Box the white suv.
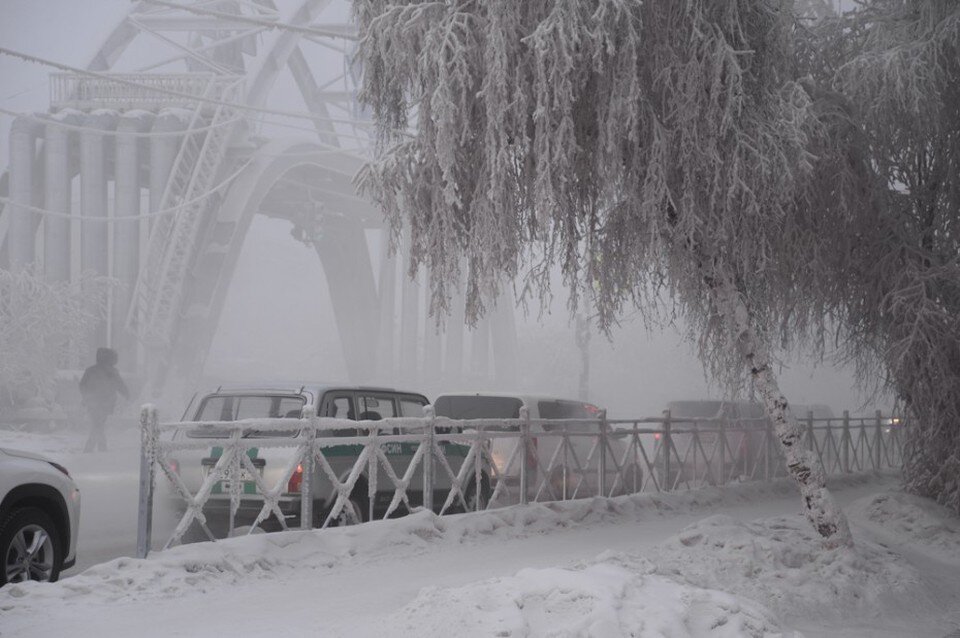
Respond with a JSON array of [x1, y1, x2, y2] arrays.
[[0, 448, 81, 585]]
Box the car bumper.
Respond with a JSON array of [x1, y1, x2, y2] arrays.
[[65, 485, 81, 568]]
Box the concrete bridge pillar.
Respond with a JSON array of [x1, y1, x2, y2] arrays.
[[444, 286, 466, 379], [80, 110, 118, 353], [113, 111, 153, 360], [422, 286, 442, 386], [8, 116, 43, 271], [313, 215, 380, 382], [490, 301, 519, 388], [376, 234, 397, 383], [399, 230, 420, 381], [42, 110, 81, 283], [470, 317, 491, 380]]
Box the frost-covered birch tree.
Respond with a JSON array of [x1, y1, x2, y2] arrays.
[[353, 0, 855, 545], [821, 0, 960, 514]]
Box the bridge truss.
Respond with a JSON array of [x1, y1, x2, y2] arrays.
[[0, 0, 518, 402]]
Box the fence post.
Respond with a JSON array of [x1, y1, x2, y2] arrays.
[[718, 419, 726, 485], [662, 409, 672, 492], [474, 423, 483, 512], [764, 416, 772, 481], [423, 405, 435, 512], [874, 410, 883, 470], [806, 410, 814, 454], [519, 406, 530, 505], [136, 404, 158, 559], [301, 411, 316, 530], [598, 409, 608, 497], [842, 410, 851, 473]]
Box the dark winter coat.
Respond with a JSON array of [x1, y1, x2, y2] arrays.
[[79, 348, 129, 415]]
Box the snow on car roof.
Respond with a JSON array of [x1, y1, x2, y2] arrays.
[[202, 383, 426, 397], [435, 391, 592, 405]]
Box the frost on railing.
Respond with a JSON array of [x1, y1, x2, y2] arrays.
[[136, 406, 906, 557], [49, 73, 244, 110]]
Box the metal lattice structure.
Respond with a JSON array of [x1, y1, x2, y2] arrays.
[[0, 1, 518, 399]]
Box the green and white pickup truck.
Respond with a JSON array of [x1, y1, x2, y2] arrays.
[[165, 383, 488, 538]]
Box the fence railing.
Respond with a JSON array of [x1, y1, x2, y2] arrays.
[[136, 405, 905, 557], [50, 73, 244, 110]]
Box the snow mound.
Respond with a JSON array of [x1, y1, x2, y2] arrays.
[[651, 514, 919, 623], [847, 491, 960, 563], [391, 561, 781, 638]]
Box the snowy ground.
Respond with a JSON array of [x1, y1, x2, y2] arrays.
[[2, 429, 959, 637]]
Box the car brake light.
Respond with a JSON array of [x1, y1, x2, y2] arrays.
[[288, 464, 303, 493], [48, 461, 70, 477]]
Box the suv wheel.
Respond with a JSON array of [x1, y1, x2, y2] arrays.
[[462, 474, 491, 512], [323, 495, 366, 527], [1, 507, 63, 585]]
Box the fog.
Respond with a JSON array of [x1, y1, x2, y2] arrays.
[[0, 0, 906, 605], [0, 0, 885, 420], [208, 214, 882, 418]]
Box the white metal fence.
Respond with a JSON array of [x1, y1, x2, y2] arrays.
[[136, 405, 905, 557]]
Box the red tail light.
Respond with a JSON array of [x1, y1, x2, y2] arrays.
[[288, 464, 303, 493], [654, 433, 661, 441]]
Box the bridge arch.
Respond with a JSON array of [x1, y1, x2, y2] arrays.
[[172, 140, 382, 389]]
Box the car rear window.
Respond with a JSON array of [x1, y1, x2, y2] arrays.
[[537, 401, 597, 419], [434, 396, 523, 421], [538, 400, 600, 432], [667, 401, 724, 419], [188, 395, 306, 438]]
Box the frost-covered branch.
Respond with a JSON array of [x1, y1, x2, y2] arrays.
[[354, 0, 861, 543], [0, 267, 113, 409]]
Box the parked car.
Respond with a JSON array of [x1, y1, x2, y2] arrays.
[[166, 384, 488, 539], [432, 393, 638, 500], [0, 448, 81, 585]]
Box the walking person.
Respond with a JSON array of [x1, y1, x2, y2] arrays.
[[79, 347, 129, 453]]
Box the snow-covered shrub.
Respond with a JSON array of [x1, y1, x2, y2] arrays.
[[0, 267, 112, 411]]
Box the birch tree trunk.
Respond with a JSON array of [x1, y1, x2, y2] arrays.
[[710, 266, 853, 548]]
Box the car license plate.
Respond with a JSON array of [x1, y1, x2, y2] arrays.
[[204, 466, 259, 490]]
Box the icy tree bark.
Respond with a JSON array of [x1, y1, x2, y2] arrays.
[[710, 266, 853, 547]]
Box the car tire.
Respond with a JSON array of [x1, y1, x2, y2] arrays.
[[321, 494, 367, 527], [0, 507, 63, 586], [460, 474, 491, 513]]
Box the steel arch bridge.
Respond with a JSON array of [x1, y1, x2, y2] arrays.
[[0, 0, 518, 400]]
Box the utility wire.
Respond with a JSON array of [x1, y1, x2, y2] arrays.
[[141, 0, 359, 41]]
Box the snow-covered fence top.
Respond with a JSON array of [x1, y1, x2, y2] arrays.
[[136, 406, 905, 557]]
